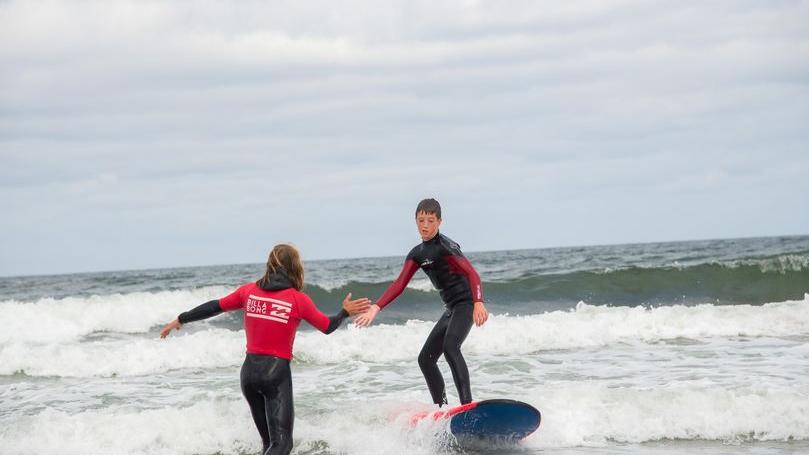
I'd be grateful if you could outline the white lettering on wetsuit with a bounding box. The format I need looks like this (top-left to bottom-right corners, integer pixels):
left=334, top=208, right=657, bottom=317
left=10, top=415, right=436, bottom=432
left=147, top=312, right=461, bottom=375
left=246, top=299, right=266, bottom=314
left=246, top=294, right=291, bottom=324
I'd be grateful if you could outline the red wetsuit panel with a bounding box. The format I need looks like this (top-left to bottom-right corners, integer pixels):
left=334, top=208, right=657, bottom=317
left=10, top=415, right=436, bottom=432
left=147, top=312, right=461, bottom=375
left=445, top=255, right=483, bottom=302
left=375, top=259, right=420, bottom=309
left=218, top=283, right=331, bottom=359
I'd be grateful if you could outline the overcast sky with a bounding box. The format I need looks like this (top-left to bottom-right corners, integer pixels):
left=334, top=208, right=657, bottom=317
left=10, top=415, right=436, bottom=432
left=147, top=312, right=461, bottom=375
left=1, top=0, right=807, bottom=276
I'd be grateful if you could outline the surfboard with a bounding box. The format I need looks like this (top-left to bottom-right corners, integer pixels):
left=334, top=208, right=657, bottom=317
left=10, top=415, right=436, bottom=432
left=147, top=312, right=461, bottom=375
left=410, top=399, right=541, bottom=444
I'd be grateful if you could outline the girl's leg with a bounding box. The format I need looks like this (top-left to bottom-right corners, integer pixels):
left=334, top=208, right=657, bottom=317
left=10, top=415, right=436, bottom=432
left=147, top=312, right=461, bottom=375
left=240, top=356, right=271, bottom=451
left=264, top=361, right=294, bottom=455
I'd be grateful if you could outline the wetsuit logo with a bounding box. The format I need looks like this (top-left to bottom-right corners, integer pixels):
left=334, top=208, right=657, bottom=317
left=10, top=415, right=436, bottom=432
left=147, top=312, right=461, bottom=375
left=421, top=259, right=434, bottom=267
left=246, top=299, right=267, bottom=314
left=246, top=295, right=291, bottom=324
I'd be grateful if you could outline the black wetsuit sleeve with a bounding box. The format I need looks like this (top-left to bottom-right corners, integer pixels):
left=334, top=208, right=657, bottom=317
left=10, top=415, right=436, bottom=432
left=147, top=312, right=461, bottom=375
left=323, top=309, right=350, bottom=334
left=178, top=299, right=223, bottom=324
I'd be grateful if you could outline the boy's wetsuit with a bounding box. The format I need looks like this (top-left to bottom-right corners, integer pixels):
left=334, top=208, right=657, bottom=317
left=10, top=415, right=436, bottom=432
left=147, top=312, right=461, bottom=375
left=376, top=232, right=483, bottom=405
left=176, top=271, right=348, bottom=455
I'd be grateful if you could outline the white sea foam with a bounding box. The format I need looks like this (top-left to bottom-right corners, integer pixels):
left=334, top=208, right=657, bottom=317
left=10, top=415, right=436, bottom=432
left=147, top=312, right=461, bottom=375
left=8, top=285, right=804, bottom=351
left=0, top=286, right=232, bottom=344
left=3, top=295, right=808, bottom=378
left=306, top=277, right=436, bottom=292
left=0, top=282, right=439, bottom=346
left=0, top=396, right=448, bottom=455
left=297, top=294, right=809, bottom=364
left=407, top=278, right=437, bottom=292
left=521, top=382, right=809, bottom=447
left=728, top=253, right=809, bottom=273
left=0, top=329, right=246, bottom=377
left=311, top=382, right=809, bottom=449
left=304, top=277, right=351, bottom=292
left=0, top=399, right=258, bottom=455
left=2, top=382, right=808, bottom=455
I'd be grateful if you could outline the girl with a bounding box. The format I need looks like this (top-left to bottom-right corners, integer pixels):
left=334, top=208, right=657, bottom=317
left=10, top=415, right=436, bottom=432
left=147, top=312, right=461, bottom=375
left=160, top=244, right=369, bottom=455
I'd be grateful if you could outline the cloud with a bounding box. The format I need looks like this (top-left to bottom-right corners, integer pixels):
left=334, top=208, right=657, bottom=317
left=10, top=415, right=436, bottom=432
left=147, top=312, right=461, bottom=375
left=1, top=0, right=808, bottom=275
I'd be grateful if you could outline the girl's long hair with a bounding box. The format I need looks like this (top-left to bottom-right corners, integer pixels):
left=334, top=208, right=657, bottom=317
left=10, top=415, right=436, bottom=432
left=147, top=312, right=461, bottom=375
left=257, top=244, right=305, bottom=291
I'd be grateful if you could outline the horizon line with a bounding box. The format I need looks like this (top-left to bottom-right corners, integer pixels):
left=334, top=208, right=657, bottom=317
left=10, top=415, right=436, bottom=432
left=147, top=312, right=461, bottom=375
left=1, top=233, right=807, bottom=280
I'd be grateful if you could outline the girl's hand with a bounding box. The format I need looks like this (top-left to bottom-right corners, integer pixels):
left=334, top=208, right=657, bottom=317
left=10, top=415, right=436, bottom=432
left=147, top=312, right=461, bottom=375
left=160, top=319, right=182, bottom=338
left=354, top=304, right=381, bottom=327
left=473, top=301, right=488, bottom=327
left=343, top=293, right=372, bottom=315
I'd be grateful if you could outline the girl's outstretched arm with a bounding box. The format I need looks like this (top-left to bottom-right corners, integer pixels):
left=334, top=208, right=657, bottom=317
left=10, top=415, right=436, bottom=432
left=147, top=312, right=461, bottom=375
left=160, top=318, right=183, bottom=338
left=159, top=299, right=222, bottom=338
left=301, top=293, right=371, bottom=334
left=159, top=285, right=247, bottom=338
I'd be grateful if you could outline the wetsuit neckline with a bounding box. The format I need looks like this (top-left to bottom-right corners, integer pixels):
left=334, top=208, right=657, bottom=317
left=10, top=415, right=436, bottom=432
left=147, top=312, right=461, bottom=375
left=257, top=269, right=294, bottom=291
left=422, top=231, right=441, bottom=244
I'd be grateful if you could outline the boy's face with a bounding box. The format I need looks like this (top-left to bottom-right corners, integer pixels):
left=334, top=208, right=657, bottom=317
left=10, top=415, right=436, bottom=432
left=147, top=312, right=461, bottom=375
left=416, top=211, right=442, bottom=241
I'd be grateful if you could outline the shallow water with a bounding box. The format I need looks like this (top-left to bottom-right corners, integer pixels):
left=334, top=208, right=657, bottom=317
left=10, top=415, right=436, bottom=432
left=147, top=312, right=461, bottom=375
left=2, top=236, right=808, bottom=454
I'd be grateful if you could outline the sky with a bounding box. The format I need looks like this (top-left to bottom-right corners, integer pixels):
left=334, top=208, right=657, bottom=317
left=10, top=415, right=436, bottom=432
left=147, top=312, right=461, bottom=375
left=1, top=0, right=808, bottom=276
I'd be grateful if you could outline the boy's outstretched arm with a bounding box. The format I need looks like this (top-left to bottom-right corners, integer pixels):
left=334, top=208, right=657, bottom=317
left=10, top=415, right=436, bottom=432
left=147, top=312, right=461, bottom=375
left=355, top=259, right=419, bottom=327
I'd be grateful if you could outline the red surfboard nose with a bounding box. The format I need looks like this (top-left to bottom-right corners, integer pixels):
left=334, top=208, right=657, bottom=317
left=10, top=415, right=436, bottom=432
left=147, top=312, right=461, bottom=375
left=409, top=401, right=480, bottom=426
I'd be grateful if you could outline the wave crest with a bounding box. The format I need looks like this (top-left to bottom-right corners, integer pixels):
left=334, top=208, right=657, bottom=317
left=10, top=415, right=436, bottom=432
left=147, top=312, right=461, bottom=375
left=4, top=295, right=807, bottom=378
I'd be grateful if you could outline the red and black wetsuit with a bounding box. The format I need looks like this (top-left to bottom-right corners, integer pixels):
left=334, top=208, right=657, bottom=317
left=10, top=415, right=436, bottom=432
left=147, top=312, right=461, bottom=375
left=176, top=271, right=348, bottom=455
left=376, top=232, right=483, bottom=405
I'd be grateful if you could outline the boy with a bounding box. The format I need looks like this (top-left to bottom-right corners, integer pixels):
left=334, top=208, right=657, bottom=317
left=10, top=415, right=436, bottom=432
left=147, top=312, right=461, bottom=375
left=355, top=198, right=488, bottom=406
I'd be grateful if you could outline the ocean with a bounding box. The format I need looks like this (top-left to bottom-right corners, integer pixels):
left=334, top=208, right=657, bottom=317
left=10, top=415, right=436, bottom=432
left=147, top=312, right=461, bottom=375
left=1, top=236, right=808, bottom=455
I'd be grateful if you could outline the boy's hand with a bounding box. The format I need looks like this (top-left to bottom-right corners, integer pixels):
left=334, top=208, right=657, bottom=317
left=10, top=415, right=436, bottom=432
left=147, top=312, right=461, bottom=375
left=355, top=304, right=380, bottom=327
left=343, top=293, right=371, bottom=315
left=473, top=301, right=488, bottom=327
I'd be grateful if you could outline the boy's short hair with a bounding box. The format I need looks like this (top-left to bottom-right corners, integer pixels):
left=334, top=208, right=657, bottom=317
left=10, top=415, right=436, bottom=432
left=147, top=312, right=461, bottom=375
left=415, top=198, right=441, bottom=219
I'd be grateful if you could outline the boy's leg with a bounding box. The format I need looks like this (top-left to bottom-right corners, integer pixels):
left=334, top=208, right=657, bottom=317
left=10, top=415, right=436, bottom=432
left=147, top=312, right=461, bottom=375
left=418, top=310, right=451, bottom=405
left=442, top=303, right=474, bottom=404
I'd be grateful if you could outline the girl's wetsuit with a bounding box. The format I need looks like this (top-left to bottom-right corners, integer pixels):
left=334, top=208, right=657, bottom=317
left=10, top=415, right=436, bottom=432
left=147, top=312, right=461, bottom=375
left=375, top=232, right=483, bottom=405
left=177, top=272, right=348, bottom=455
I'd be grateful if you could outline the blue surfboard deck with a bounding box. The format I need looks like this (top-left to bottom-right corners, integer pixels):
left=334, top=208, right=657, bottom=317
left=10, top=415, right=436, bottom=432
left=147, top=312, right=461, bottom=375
left=411, top=399, right=541, bottom=444
left=450, top=399, right=541, bottom=442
